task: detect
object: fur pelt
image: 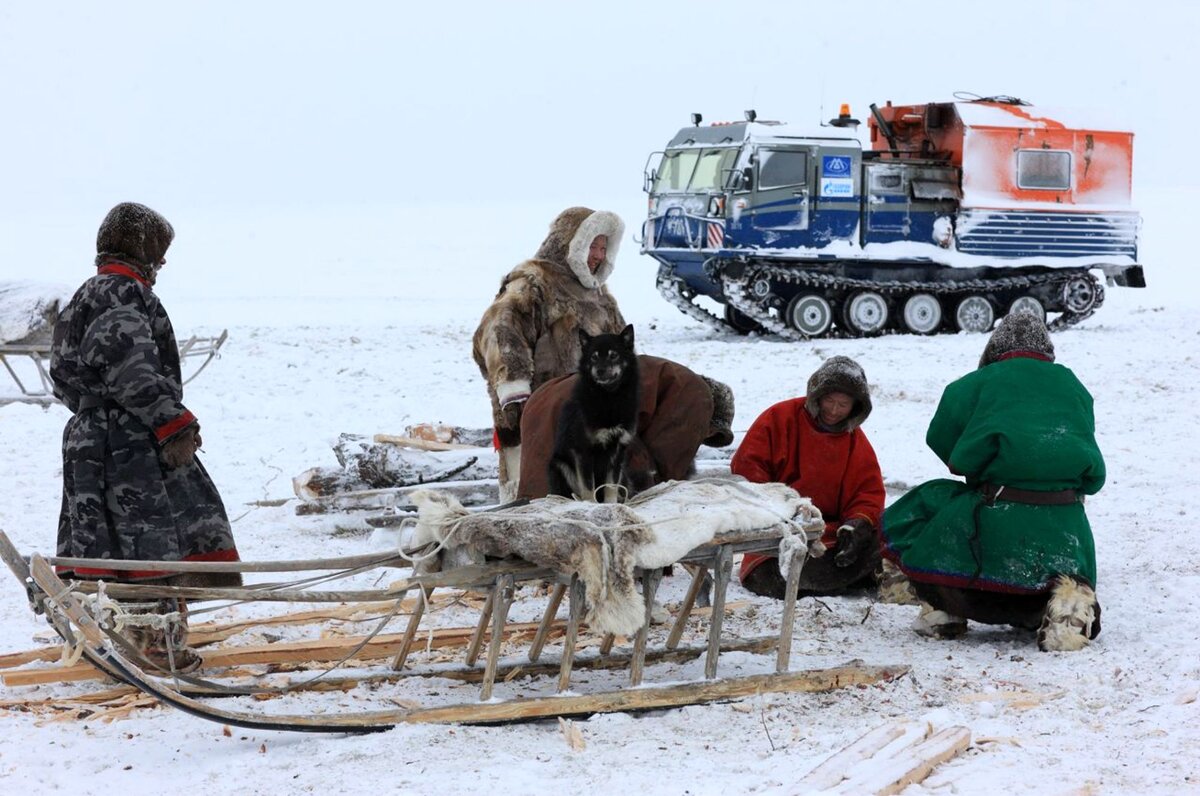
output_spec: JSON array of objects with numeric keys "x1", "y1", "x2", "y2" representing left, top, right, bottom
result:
[
  {"x1": 803, "y1": 356, "x2": 873, "y2": 432},
  {"x1": 408, "y1": 478, "x2": 822, "y2": 636},
  {"x1": 95, "y1": 202, "x2": 175, "y2": 273}
]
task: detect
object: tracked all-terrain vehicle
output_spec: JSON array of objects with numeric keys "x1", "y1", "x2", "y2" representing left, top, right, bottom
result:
[{"x1": 641, "y1": 96, "x2": 1145, "y2": 338}]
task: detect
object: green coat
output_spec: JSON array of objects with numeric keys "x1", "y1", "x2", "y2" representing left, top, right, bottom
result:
[{"x1": 882, "y1": 356, "x2": 1105, "y2": 594}]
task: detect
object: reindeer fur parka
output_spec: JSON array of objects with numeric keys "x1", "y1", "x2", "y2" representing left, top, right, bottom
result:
[{"x1": 473, "y1": 209, "x2": 627, "y2": 501}]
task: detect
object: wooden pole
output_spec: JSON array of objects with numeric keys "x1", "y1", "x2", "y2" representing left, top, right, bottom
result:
[
  {"x1": 705, "y1": 545, "x2": 733, "y2": 680},
  {"x1": 776, "y1": 543, "x2": 807, "y2": 673},
  {"x1": 667, "y1": 564, "x2": 708, "y2": 650},
  {"x1": 464, "y1": 587, "x2": 496, "y2": 667},
  {"x1": 630, "y1": 568, "x2": 663, "y2": 686},
  {"x1": 390, "y1": 588, "x2": 429, "y2": 671},
  {"x1": 479, "y1": 575, "x2": 514, "y2": 701},
  {"x1": 527, "y1": 583, "x2": 566, "y2": 663},
  {"x1": 402, "y1": 664, "x2": 909, "y2": 725},
  {"x1": 557, "y1": 575, "x2": 583, "y2": 693}
]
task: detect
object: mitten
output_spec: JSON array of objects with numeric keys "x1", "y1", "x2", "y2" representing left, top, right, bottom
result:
[
  {"x1": 161, "y1": 423, "x2": 201, "y2": 469},
  {"x1": 833, "y1": 518, "x2": 875, "y2": 568}
]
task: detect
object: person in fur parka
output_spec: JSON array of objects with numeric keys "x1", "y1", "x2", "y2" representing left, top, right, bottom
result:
[
  {"x1": 734, "y1": 356, "x2": 886, "y2": 598},
  {"x1": 473, "y1": 207, "x2": 627, "y2": 501},
  {"x1": 880, "y1": 312, "x2": 1106, "y2": 651}
]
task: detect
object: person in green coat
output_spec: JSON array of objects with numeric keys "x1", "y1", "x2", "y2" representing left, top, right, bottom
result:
[{"x1": 881, "y1": 312, "x2": 1105, "y2": 651}]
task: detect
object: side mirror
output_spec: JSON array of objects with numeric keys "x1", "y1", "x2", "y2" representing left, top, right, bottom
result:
[
  {"x1": 741, "y1": 167, "x2": 753, "y2": 191},
  {"x1": 643, "y1": 169, "x2": 658, "y2": 193}
]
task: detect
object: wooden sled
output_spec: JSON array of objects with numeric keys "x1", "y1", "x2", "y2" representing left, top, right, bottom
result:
[
  {"x1": 0, "y1": 329, "x2": 228, "y2": 406},
  {"x1": 1, "y1": 528, "x2": 908, "y2": 733}
]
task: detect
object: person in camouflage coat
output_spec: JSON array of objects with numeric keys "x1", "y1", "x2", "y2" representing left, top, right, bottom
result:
[
  {"x1": 50, "y1": 202, "x2": 241, "y2": 671},
  {"x1": 881, "y1": 312, "x2": 1105, "y2": 652}
]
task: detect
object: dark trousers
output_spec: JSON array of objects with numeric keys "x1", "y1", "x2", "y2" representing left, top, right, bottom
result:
[
  {"x1": 740, "y1": 548, "x2": 880, "y2": 599},
  {"x1": 911, "y1": 578, "x2": 1101, "y2": 636}
]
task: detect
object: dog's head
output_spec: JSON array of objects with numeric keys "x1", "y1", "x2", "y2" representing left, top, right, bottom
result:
[{"x1": 578, "y1": 325, "x2": 635, "y2": 389}]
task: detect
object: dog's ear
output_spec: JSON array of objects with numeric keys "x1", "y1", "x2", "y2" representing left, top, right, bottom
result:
[
  {"x1": 620, "y1": 324, "x2": 635, "y2": 350},
  {"x1": 578, "y1": 328, "x2": 592, "y2": 350}
]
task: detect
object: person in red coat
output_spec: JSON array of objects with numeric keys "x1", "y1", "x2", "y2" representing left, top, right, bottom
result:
[{"x1": 734, "y1": 356, "x2": 885, "y2": 598}]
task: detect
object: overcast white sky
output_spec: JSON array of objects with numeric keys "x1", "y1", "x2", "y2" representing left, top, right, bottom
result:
[
  {"x1": 0, "y1": 0, "x2": 1194, "y2": 302},
  {"x1": 2, "y1": 1, "x2": 1193, "y2": 212}
]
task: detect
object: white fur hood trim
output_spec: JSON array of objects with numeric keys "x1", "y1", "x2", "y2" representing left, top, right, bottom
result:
[{"x1": 567, "y1": 211, "x2": 624, "y2": 289}]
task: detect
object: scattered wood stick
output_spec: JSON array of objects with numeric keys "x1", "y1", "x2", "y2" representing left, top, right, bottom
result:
[{"x1": 372, "y1": 434, "x2": 482, "y2": 451}]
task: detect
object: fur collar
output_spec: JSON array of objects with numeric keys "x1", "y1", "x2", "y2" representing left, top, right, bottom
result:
[{"x1": 566, "y1": 211, "x2": 624, "y2": 289}]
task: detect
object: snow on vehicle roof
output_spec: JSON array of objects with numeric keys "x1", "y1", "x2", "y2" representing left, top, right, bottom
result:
[
  {"x1": 666, "y1": 121, "x2": 862, "y2": 149},
  {"x1": 953, "y1": 101, "x2": 1134, "y2": 133}
]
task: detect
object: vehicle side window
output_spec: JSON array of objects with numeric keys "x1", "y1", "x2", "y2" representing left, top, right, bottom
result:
[
  {"x1": 1017, "y1": 150, "x2": 1071, "y2": 190},
  {"x1": 758, "y1": 150, "x2": 808, "y2": 189},
  {"x1": 870, "y1": 171, "x2": 905, "y2": 194}
]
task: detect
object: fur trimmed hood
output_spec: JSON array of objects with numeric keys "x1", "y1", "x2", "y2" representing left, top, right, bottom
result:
[
  {"x1": 95, "y1": 202, "x2": 175, "y2": 273},
  {"x1": 979, "y1": 311, "x2": 1055, "y2": 368},
  {"x1": 804, "y1": 356, "x2": 872, "y2": 432},
  {"x1": 533, "y1": 206, "x2": 624, "y2": 289}
]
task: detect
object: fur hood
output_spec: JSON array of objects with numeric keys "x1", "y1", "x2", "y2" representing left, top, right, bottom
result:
[
  {"x1": 95, "y1": 202, "x2": 175, "y2": 273},
  {"x1": 979, "y1": 311, "x2": 1055, "y2": 368},
  {"x1": 804, "y1": 356, "x2": 872, "y2": 432},
  {"x1": 533, "y1": 206, "x2": 624, "y2": 289}
]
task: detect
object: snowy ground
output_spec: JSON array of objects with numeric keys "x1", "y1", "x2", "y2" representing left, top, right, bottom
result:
[{"x1": 1, "y1": 195, "x2": 1198, "y2": 794}]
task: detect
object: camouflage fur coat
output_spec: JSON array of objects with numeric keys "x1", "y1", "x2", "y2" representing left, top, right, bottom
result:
[{"x1": 50, "y1": 265, "x2": 239, "y2": 582}]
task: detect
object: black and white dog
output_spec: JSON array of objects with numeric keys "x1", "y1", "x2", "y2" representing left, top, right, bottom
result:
[{"x1": 548, "y1": 325, "x2": 639, "y2": 503}]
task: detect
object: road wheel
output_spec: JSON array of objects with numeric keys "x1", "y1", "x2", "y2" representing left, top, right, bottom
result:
[
  {"x1": 723, "y1": 304, "x2": 762, "y2": 335},
  {"x1": 901, "y1": 293, "x2": 943, "y2": 334},
  {"x1": 1008, "y1": 295, "x2": 1046, "y2": 323},
  {"x1": 785, "y1": 293, "x2": 834, "y2": 337},
  {"x1": 842, "y1": 291, "x2": 890, "y2": 336},
  {"x1": 1062, "y1": 275, "x2": 1099, "y2": 314},
  {"x1": 954, "y1": 295, "x2": 995, "y2": 333}
]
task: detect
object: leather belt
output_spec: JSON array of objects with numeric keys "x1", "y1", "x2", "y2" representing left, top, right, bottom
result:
[{"x1": 980, "y1": 482, "x2": 1080, "y2": 506}]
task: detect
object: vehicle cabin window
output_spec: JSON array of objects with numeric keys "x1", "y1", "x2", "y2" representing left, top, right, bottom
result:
[
  {"x1": 690, "y1": 148, "x2": 739, "y2": 191},
  {"x1": 654, "y1": 150, "x2": 700, "y2": 193},
  {"x1": 1017, "y1": 150, "x2": 1071, "y2": 190},
  {"x1": 758, "y1": 150, "x2": 809, "y2": 190},
  {"x1": 870, "y1": 172, "x2": 905, "y2": 193}
]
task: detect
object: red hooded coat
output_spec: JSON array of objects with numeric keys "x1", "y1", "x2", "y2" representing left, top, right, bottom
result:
[{"x1": 733, "y1": 393, "x2": 884, "y2": 582}]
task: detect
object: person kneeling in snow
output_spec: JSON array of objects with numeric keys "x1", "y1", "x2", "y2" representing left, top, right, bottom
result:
[
  {"x1": 735, "y1": 356, "x2": 885, "y2": 598},
  {"x1": 880, "y1": 312, "x2": 1105, "y2": 651},
  {"x1": 472, "y1": 206, "x2": 734, "y2": 502},
  {"x1": 50, "y1": 202, "x2": 241, "y2": 673}
]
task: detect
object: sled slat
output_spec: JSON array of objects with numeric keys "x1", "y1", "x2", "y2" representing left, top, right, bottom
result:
[
  {"x1": 667, "y1": 564, "x2": 708, "y2": 650},
  {"x1": 464, "y1": 588, "x2": 496, "y2": 667},
  {"x1": 390, "y1": 587, "x2": 429, "y2": 671},
  {"x1": 705, "y1": 545, "x2": 733, "y2": 679},
  {"x1": 630, "y1": 568, "x2": 663, "y2": 686},
  {"x1": 528, "y1": 583, "x2": 566, "y2": 663},
  {"x1": 558, "y1": 575, "x2": 583, "y2": 693},
  {"x1": 480, "y1": 575, "x2": 514, "y2": 701},
  {"x1": 777, "y1": 543, "x2": 806, "y2": 673}
]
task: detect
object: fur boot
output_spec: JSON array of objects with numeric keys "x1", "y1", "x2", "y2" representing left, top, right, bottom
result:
[
  {"x1": 1037, "y1": 575, "x2": 1101, "y2": 652},
  {"x1": 123, "y1": 598, "x2": 202, "y2": 673},
  {"x1": 913, "y1": 601, "x2": 968, "y2": 639},
  {"x1": 878, "y1": 559, "x2": 920, "y2": 605}
]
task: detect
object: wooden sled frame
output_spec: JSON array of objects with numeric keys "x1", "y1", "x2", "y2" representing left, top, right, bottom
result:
[
  {"x1": 0, "y1": 329, "x2": 228, "y2": 405},
  {"x1": 1, "y1": 530, "x2": 908, "y2": 733}
]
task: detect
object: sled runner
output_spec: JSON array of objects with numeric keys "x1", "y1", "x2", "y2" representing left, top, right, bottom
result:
[
  {"x1": 0, "y1": 329, "x2": 228, "y2": 405},
  {"x1": 0, "y1": 481, "x2": 908, "y2": 733}
]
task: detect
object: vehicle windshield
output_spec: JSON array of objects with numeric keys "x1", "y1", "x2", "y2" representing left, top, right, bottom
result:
[{"x1": 653, "y1": 147, "x2": 739, "y2": 193}]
